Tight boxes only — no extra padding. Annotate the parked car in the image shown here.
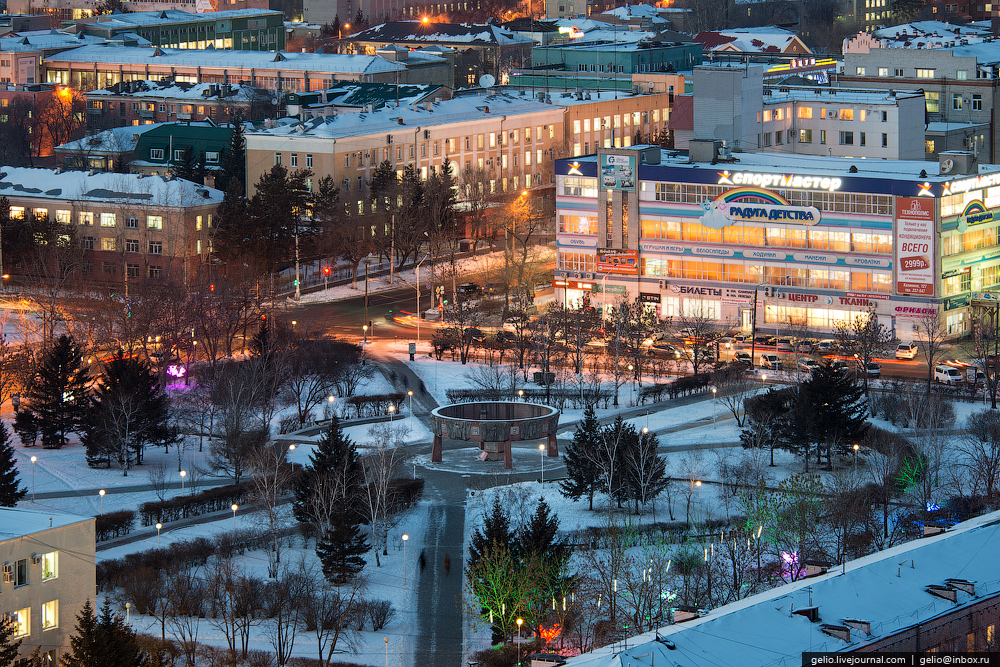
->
[935,365,964,385]
[816,339,837,353]
[896,342,919,360]
[830,359,849,373]
[797,358,820,374]
[798,338,818,353]
[649,342,680,358]
[733,351,753,366]
[759,353,782,370]
[968,367,986,385]
[457,282,482,298]
[865,362,881,378]
[776,337,795,352]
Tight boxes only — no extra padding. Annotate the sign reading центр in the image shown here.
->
[895,197,935,297]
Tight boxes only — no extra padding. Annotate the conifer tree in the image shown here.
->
[468,497,516,570]
[216,116,245,193]
[24,335,90,449]
[0,615,23,667]
[62,599,147,667]
[316,516,369,584]
[518,498,569,567]
[293,415,365,531]
[0,422,26,506]
[560,404,602,509]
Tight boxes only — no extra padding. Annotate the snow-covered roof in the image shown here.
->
[0,166,224,205]
[874,20,990,44]
[292,82,442,110]
[249,93,559,141]
[43,44,407,75]
[564,511,1000,667]
[54,122,168,153]
[550,18,613,32]
[694,26,808,53]
[349,20,533,47]
[569,29,660,44]
[87,79,270,101]
[925,120,991,132]
[81,8,280,29]
[0,29,109,52]
[599,4,670,23]
[0,508,92,540]
[765,87,923,105]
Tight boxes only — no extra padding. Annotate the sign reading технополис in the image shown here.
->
[600,154,636,191]
[895,197,935,297]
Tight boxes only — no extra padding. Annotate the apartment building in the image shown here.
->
[555,142,997,337]
[0,508,95,664]
[0,166,222,284]
[0,29,116,85]
[562,88,677,154]
[8,0,267,28]
[42,44,450,93]
[72,9,286,51]
[245,93,565,208]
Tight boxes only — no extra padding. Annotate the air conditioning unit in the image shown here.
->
[573,272,581,279]
[659,280,666,289]
[424,129,431,139]
[585,272,594,280]
[386,134,393,143]
[30,554,42,565]
[2,563,13,583]
[828,111,836,118]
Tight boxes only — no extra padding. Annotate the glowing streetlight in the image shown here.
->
[388,404,395,423]
[231,504,238,535]
[516,618,524,665]
[125,602,130,625]
[402,534,409,585]
[30,456,36,502]
[99,489,105,514]
[711,385,717,426]
[853,443,860,472]
[155,522,162,548]
[517,389,524,400]
[363,323,369,345]
[421,15,429,22]
[407,390,413,414]
[179,470,187,492]
[383,637,389,667]
[539,443,546,485]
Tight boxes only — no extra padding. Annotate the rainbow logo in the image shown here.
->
[961,199,994,226]
[715,186,791,205]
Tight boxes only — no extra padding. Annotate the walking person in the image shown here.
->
[443,553,451,575]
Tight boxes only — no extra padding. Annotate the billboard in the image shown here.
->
[596,249,638,275]
[895,197,935,297]
[600,154,636,191]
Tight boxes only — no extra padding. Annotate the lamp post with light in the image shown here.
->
[30,456,36,502]
[231,504,238,536]
[711,385,717,426]
[407,390,413,414]
[156,522,162,548]
[388,404,395,423]
[516,618,523,666]
[539,443,546,485]
[853,443,860,473]
[401,533,409,584]
[99,489,105,514]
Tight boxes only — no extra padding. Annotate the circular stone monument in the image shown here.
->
[430,402,560,470]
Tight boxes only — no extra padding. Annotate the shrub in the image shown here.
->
[367,599,396,631]
[387,478,424,511]
[139,481,254,526]
[95,510,136,542]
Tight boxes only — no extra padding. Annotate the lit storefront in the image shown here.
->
[554,144,1000,337]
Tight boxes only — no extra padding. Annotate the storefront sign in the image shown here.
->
[552,278,595,290]
[592,283,627,294]
[668,284,722,297]
[716,170,842,192]
[721,202,821,225]
[973,292,1000,301]
[943,171,1000,196]
[596,249,638,275]
[845,256,892,268]
[639,292,661,303]
[640,242,685,254]
[558,235,598,248]
[839,296,876,307]
[894,305,936,317]
[896,197,935,297]
[946,295,970,310]
[692,246,735,257]
[959,199,995,229]
[744,249,787,261]
[600,154,635,190]
[845,292,891,300]
[793,252,836,264]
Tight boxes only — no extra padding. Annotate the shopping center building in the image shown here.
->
[554,142,1000,337]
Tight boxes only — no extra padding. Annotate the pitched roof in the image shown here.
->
[693,27,808,53]
[0,166,223,204]
[43,44,410,74]
[87,79,271,102]
[348,20,533,46]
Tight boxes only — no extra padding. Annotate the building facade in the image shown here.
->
[555,143,1000,337]
[8,0,268,28]
[0,166,221,284]
[73,9,286,51]
[0,508,95,664]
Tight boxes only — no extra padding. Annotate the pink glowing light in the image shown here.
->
[167,364,187,378]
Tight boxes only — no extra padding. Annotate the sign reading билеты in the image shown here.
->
[895,197,935,297]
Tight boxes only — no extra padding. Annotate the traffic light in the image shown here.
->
[210,284,215,292]
[293,279,299,287]
[323,266,331,276]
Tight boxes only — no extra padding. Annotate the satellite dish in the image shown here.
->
[479,74,495,89]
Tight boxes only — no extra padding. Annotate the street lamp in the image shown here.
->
[30,456,36,502]
[711,386,717,426]
[99,489,105,514]
[401,533,409,585]
[539,443,546,485]
[388,404,395,423]
[231,504,238,536]
[853,443,859,473]
[363,323,369,346]
[155,522,162,548]
[125,602,130,625]
[383,637,389,667]
[518,389,524,400]
[179,470,186,492]
[407,390,413,414]
[516,618,524,666]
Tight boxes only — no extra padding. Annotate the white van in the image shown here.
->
[934,365,964,385]
[896,342,918,360]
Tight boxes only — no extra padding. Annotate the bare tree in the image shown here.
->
[712,365,756,426]
[968,305,1000,409]
[284,339,358,427]
[834,305,895,398]
[249,442,299,577]
[359,430,402,566]
[915,312,947,395]
[164,566,205,667]
[669,302,719,375]
[961,410,1000,505]
[298,578,367,662]
[464,363,520,400]
[208,362,270,483]
[265,565,308,666]
[147,461,170,501]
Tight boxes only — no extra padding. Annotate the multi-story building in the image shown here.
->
[0,14,54,32]
[555,142,1000,337]
[839,44,1000,162]
[52,122,166,171]
[0,29,118,84]
[245,93,565,206]
[42,43,450,92]
[8,0,268,28]
[561,88,679,154]
[532,35,703,77]
[0,166,222,284]
[284,81,448,119]
[84,79,274,129]
[561,509,1000,667]
[72,9,287,51]
[692,27,811,55]
[0,508,95,664]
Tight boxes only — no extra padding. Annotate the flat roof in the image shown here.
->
[0,166,224,204]
[83,8,281,28]
[765,88,922,104]
[44,44,409,74]
[0,507,92,540]
[563,510,1000,667]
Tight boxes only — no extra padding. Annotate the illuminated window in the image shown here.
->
[797,106,812,119]
[100,213,116,227]
[147,216,162,230]
[101,237,115,251]
[56,210,70,223]
[916,68,936,78]
[9,206,24,219]
[11,609,28,637]
[839,108,854,120]
[42,600,58,630]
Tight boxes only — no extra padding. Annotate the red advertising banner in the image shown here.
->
[596,249,639,275]
[895,197,935,298]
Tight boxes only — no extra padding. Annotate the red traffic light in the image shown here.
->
[210,284,215,291]
[323,266,331,275]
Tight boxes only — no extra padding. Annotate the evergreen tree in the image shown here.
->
[24,335,90,449]
[12,409,38,448]
[0,615,23,667]
[0,422,26,506]
[518,498,569,566]
[210,178,250,265]
[560,404,602,510]
[171,147,205,184]
[315,516,369,584]
[216,116,246,193]
[62,599,147,667]
[468,497,516,570]
[599,416,634,507]
[82,355,175,471]
[293,416,366,532]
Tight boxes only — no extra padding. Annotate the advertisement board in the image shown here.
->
[600,154,636,191]
[895,197,935,297]
[596,249,639,275]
